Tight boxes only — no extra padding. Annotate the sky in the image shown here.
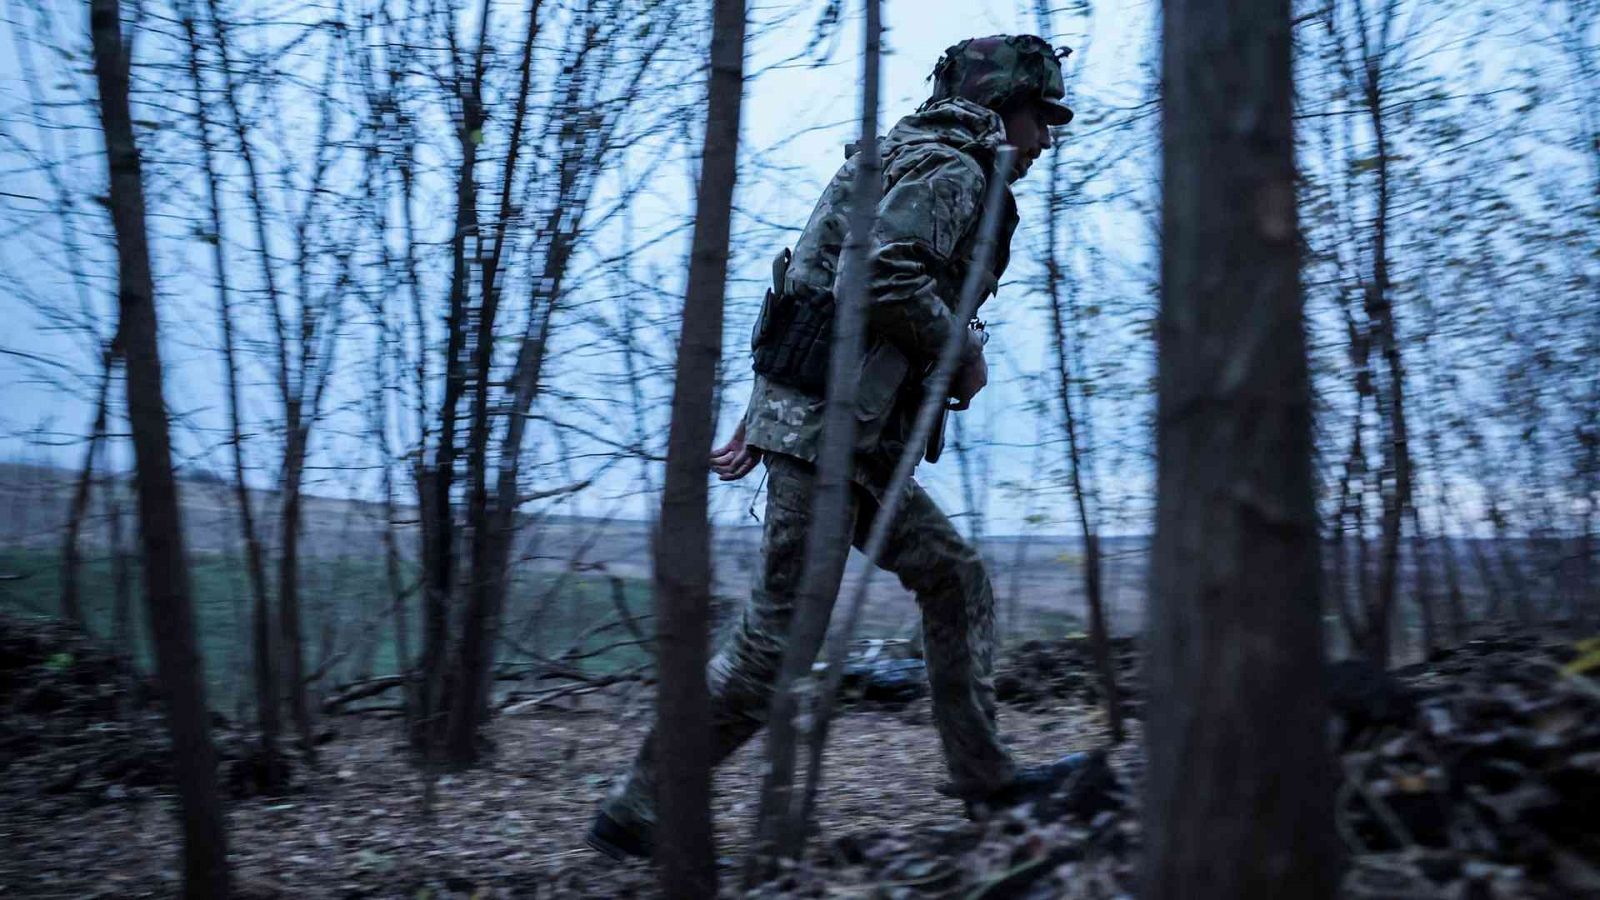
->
[0,0,1164,537]
[0,0,1588,539]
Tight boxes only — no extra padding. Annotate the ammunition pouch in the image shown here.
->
[752,248,835,395]
[749,247,913,455]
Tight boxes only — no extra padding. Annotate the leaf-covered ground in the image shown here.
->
[3,614,1597,898]
[2,680,1123,897]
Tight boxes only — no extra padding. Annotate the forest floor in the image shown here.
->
[3,614,1598,899]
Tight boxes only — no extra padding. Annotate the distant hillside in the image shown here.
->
[0,461,1148,635]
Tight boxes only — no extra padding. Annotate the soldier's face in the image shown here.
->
[1001,102,1055,180]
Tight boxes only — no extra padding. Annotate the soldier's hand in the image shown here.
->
[710,421,762,481]
[949,348,988,411]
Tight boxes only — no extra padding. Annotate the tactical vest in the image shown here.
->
[750,167,1014,398]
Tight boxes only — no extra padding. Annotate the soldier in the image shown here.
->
[588,34,1083,861]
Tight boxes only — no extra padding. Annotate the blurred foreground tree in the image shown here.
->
[89,0,230,894]
[748,0,879,879]
[1143,0,1336,895]
[652,1,746,892]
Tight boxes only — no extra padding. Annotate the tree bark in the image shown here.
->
[90,0,230,893]
[182,3,282,788]
[61,351,114,629]
[1144,0,1337,896]
[1033,18,1123,736]
[416,3,485,758]
[748,0,878,878]
[654,1,744,893]
[449,0,542,766]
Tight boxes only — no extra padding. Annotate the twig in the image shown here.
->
[1343,755,1417,849]
[517,478,593,506]
[965,845,1079,900]
[321,675,405,713]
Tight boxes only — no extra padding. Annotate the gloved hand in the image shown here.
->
[948,330,988,411]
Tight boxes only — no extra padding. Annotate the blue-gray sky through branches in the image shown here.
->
[0,0,1591,539]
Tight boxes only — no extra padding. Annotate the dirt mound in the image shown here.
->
[759,631,1600,899]
[0,613,294,803]
[994,635,1143,715]
[1338,633,1600,898]
[0,613,173,796]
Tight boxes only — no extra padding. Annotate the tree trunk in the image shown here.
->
[654,2,744,894]
[1036,60,1123,739]
[416,7,484,757]
[449,0,542,766]
[90,1,230,893]
[61,352,114,629]
[1364,54,1409,669]
[1144,0,1337,895]
[106,475,134,656]
[1329,440,1360,653]
[182,3,283,787]
[748,0,878,880]
[464,9,641,748]
[279,431,313,753]
[1354,433,1383,663]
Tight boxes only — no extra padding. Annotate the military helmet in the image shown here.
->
[925,34,1074,125]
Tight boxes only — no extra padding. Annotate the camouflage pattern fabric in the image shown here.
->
[926,34,1074,125]
[601,453,1014,834]
[742,97,1020,486]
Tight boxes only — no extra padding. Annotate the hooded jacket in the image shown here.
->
[743,97,1019,487]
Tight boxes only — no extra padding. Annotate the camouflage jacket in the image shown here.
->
[743,98,1019,487]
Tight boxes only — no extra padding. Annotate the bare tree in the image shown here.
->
[748,0,879,878]
[1142,0,1336,896]
[1034,0,1123,743]
[89,0,230,893]
[180,1,284,790]
[60,349,114,629]
[202,0,346,753]
[651,1,745,893]
[447,0,543,767]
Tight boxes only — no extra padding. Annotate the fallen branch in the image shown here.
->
[337,703,406,717]
[320,675,405,713]
[1343,754,1418,850]
[498,669,650,714]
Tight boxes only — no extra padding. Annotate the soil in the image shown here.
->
[3,614,1598,899]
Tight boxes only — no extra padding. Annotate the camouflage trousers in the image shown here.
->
[602,452,1014,832]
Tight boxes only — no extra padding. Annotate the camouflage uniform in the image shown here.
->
[601,35,1072,838]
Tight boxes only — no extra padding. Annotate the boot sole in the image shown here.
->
[584,826,651,861]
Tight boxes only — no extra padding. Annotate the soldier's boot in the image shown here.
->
[943,750,1117,820]
[584,454,850,864]
[585,809,652,861]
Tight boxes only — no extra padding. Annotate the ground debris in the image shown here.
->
[1328,633,1600,898]
[5,620,1598,898]
[993,635,1142,716]
[0,613,298,807]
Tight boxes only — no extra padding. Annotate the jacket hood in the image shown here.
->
[880,98,1006,166]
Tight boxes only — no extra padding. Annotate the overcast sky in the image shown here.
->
[1,0,1582,538]
[0,0,1166,536]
